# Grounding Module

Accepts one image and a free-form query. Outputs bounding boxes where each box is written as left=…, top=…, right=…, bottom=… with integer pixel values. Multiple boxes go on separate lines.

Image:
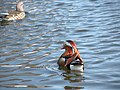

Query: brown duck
left=58, top=40, right=84, bottom=71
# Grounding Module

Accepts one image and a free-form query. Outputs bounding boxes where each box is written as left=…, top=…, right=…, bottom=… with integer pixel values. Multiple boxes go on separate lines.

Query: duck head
left=61, top=42, right=73, bottom=56
left=16, top=0, right=24, bottom=12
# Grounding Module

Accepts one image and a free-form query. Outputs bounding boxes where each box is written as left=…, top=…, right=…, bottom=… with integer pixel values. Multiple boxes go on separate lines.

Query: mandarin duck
left=0, top=0, right=25, bottom=21
left=58, top=40, right=84, bottom=71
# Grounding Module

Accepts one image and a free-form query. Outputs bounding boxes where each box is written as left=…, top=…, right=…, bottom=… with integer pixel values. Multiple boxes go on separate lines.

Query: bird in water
left=0, top=0, right=25, bottom=21
left=58, top=40, right=84, bottom=72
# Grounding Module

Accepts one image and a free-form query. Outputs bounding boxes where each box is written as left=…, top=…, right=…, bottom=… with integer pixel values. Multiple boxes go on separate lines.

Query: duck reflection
left=62, top=70, right=84, bottom=90
left=62, top=70, right=84, bottom=82
left=0, top=20, right=13, bottom=26
left=64, top=86, right=84, bottom=90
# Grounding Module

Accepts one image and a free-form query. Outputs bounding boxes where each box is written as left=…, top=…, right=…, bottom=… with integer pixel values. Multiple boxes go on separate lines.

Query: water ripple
left=0, top=0, right=120, bottom=89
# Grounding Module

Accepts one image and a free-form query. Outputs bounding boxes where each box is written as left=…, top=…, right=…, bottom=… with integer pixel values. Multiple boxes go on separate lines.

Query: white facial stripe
left=65, top=42, right=72, bottom=47
left=65, top=41, right=75, bottom=53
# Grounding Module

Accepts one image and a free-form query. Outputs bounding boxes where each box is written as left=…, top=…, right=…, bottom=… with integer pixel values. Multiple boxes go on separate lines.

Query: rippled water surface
left=0, top=0, right=120, bottom=90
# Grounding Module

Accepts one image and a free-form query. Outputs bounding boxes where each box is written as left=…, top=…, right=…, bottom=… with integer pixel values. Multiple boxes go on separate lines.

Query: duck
left=0, top=0, right=25, bottom=21
left=58, top=40, right=84, bottom=71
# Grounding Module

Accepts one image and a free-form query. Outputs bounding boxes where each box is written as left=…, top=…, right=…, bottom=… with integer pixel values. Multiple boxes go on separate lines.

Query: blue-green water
left=0, top=0, right=120, bottom=90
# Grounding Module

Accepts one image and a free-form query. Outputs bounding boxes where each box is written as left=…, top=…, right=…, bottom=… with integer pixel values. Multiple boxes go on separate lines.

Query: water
left=0, top=0, right=120, bottom=90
